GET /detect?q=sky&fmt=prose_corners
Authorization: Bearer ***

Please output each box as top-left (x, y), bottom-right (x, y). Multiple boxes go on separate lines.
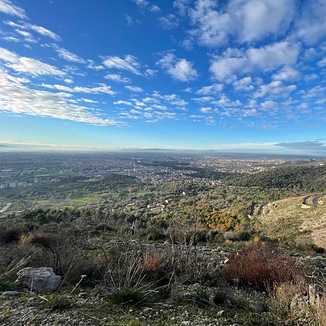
top-left (0, 0), bottom-right (326, 156)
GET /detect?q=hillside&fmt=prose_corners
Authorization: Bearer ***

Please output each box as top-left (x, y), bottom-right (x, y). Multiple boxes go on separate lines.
top-left (256, 195), bottom-right (326, 249)
top-left (1, 155), bottom-right (326, 325)
top-left (228, 161), bottom-right (326, 192)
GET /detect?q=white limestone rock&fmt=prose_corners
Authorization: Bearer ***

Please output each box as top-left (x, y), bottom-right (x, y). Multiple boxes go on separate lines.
top-left (16, 267), bottom-right (61, 293)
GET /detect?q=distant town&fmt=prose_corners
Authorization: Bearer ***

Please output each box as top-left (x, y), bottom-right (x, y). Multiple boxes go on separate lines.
top-left (0, 151), bottom-right (306, 190)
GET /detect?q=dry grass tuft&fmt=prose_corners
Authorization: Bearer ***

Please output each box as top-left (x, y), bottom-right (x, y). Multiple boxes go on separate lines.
top-left (140, 250), bottom-right (168, 272)
top-left (18, 232), bottom-right (34, 246)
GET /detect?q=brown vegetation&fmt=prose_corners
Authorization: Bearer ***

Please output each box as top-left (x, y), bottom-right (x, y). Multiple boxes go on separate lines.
top-left (223, 240), bottom-right (307, 291)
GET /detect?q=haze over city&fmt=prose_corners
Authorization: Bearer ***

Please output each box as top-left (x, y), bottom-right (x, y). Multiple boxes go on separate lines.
top-left (0, 0), bottom-right (326, 156)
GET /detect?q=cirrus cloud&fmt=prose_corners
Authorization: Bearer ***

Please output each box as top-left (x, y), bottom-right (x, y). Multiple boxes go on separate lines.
top-left (0, 0), bottom-right (26, 19)
top-left (103, 55), bottom-right (141, 75)
top-left (0, 47), bottom-right (65, 77)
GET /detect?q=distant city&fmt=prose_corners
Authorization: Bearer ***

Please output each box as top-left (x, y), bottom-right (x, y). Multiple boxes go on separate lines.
top-left (0, 151), bottom-right (314, 190)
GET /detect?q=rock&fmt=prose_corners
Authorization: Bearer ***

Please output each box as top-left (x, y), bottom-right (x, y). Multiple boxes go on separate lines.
top-left (16, 267), bottom-right (61, 293)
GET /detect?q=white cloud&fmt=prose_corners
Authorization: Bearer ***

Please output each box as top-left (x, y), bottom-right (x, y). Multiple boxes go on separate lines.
top-left (105, 73), bottom-right (130, 83)
top-left (0, 47), bottom-right (65, 77)
top-left (188, 0), bottom-right (231, 47)
top-left (272, 66), bottom-right (301, 81)
top-left (142, 96), bottom-right (159, 104)
top-left (152, 104), bottom-right (168, 110)
top-left (210, 56), bottom-right (245, 81)
top-left (210, 42), bottom-right (299, 80)
top-left (125, 14), bottom-right (141, 26)
top-left (0, 70), bottom-right (121, 126)
top-left (144, 68), bottom-right (157, 77)
top-left (173, 0), bottom-right (192, 16)
top-left (304, 86), bottom-right (326, 99)
top-left (255, 81), bottom-right (297, 98)
top-left (132, 0), bottom-right (161, 12)
top-left (42, 83), bottom-right (116, 96)
top-left (192, 96), bottom-right (215, 103)
top-left (125, 14), bottom-right (133, 25)
top-left (87, 60), bottom-right (104, 71)
top-left (233, 0), bottom-right (295, 42)
top-left (158, 14), bottom-right (179, 30)
top-left (199, 107), bottom-right (212, 113)
top-left (25, 23), bottom-right (60, 41)
top-left (186, 0), bottom-right (295, 46)
top-left (150, 5), bottom-right (161, 13)
top-left (4, 20), bottom-right (60, 41)
top-left (233, 77), bottom-right (254, 91)
top-left (2, 36), bottom-right (20, 42)
top-left (213, 95), bottom-right (242, 107)
top-left (113, 100), bottom-right (133, 106)
top-left (0, 0), bottom-right (26, 18)
top-left (54, 47), bottom-right (85, 64)
top-left (196, 83), bottom-right (223, 95)
top-left (305, 74), bottom-right (319, 83)
top-left (132, 0), bottom-right (148, 8)
top-left (153, 91), bottom-right (188, 106)
top-left (247, 42), bottom-right (299, 70)
top-left (125, 85), bottom-right (143, 92)
top-left (103, 55), bottom-right (141, 75)
top-left (14, 29), bottom-right (36, 43)
top-left (64, 78), bottom-right (73, 84)
top-left (210, 142), bottom-right (278, 151)
top-left (157, 53), bottom-right (197, 82)
top-left (317, 58), bottom-right (326, 67)
top-left (260, 100), bottom-right (278, 109)
top-left (295, 0), bottom-right (326, 45)
top-left (80, 98), bottom-right (99, 104)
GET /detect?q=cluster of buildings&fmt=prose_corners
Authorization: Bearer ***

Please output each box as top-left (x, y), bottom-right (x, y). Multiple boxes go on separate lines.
top-left (0, 152), bottom-right (294, 193)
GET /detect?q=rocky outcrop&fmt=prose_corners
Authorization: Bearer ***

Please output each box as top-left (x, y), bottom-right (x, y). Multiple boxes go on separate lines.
top-left (16, 267), bottom-right (61, 293)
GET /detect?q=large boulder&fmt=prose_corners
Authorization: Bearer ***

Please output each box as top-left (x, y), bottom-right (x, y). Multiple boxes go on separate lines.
top-left (16, 267), bottom-right (61, 293)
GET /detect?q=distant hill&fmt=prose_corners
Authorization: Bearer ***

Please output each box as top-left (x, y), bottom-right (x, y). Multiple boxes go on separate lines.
top-left (228, 162), bottom-right (326, 192)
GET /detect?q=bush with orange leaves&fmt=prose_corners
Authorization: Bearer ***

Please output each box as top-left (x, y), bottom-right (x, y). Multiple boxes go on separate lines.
top-left (223, 240), bottom-right (307, 291)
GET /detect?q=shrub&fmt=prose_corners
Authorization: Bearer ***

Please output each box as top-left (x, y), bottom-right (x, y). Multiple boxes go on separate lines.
top-left (139, 249), bottom-right (171, 291)
top-left (138, 227), bottom-right (166, 241)
top-left (223, 230), bottom-right (252, 242)
top-left (42, 294), bottom-right (73, 310)
top-left (105, 287), bottom-right (146, 305)
top-left (27, 229), bottom-right (98, 285)
top-left (223, 240), bottom-right (306, 291)
top-left (193, 287), bottom-right (210, 306)
top-left (213, 291), bottom-right (227, 305)
top-left (0, 229), bottom-right (21, 245)
top-left (297, 243), bottom-right (325, 255)
top-left (101, 240), bottom-right (144, 291)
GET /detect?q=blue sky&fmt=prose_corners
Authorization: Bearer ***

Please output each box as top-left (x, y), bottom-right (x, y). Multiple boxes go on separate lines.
top-left (0, 0), bottom-right (326, 155)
